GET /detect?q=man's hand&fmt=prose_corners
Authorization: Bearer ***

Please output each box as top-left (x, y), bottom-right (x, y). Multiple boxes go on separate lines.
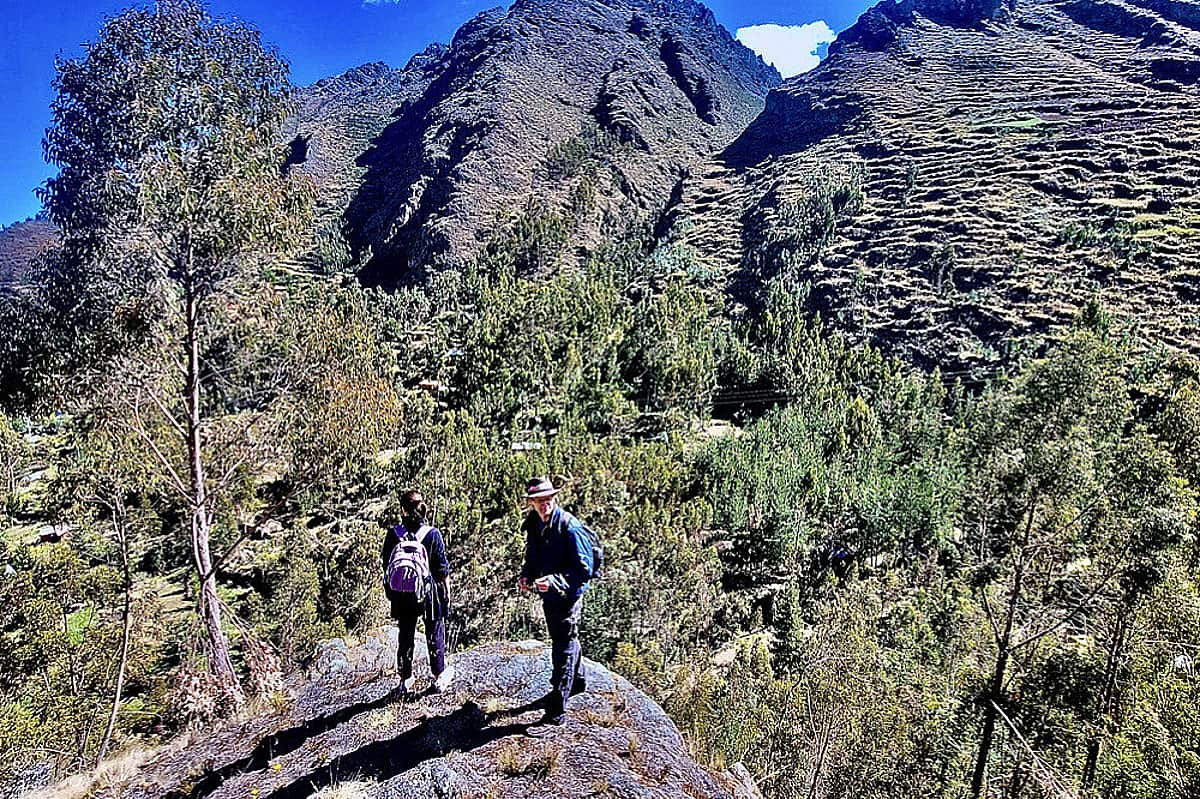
top-left (534, 576), bottom-right (551, 593)
top-left (518, 576), bottom-right (531, 593)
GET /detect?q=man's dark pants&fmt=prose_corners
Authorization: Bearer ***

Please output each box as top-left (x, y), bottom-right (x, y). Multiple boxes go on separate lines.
top-left (543, 595), bottom-right (585, 715)
top-left (392, 587), bottom-right (447, 680)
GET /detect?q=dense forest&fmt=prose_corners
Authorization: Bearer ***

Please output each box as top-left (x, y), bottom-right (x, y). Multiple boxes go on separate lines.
top-left (1, 3), bottom-right (1197, 799)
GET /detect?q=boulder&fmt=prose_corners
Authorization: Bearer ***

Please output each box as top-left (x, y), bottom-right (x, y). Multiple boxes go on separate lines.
top-left (103, 636), bottom-right (755, 799)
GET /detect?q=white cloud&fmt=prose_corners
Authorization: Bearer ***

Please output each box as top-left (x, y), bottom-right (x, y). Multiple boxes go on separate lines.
top-left (736, 22), bottom-right (836, 78)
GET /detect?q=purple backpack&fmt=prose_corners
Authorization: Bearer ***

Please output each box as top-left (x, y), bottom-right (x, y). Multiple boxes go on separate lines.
top-left (386, 524), bottom-right (433, 601)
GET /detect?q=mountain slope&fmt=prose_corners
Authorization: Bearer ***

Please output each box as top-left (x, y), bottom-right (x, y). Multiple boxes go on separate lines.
top-left (282, 48), bottom-right (450, 221)
top-left (285, 0), bottom-right (780, 284)
top-left (667, 0), bottom-right (1200, 369)
top-left (0, 220), bottom-right (57, 295)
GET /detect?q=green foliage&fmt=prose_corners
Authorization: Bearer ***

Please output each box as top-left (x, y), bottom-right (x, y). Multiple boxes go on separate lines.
top-left (444, 232), bottom-right (720, 435)
top-left (543, 124), bottom-right (621, 182)
top-left (481, 201), bottom-right (573, 276)
top-left (1057, 217), bottom-right (1150, 265)
top-left (741, 163), bottom-right (865, 283)
top-left (0, 540), bottom-right (168, 780)
top-left (703, 281), bottom-right (959, 593)
top-left (0, 0), bottom-right (314, 412)
top-left (41, 0), bottom-right (311, 270)
top-left (957, 330), bottom-right (1197, 797)
top-left (0, 414), bottom-right (31, 521)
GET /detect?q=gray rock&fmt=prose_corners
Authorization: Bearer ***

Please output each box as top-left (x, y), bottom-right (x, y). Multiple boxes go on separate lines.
top-left (105, 638), bottom-right (753, 799)
top-left (1, 761), bottom-right (51, 799)
top-left (312, 638), bottom-right (352, 677)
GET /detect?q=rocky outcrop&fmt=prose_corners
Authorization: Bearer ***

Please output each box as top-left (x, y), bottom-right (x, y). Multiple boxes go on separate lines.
top-left (667, 0), bottom-right (1200, 370)
top-left (280, 50), bottom-right (450, 233)
top-left (284, 0), bottom-right (779, 285)
top-left (833, 0), bottom-right (1016, 52)
top-left (101, 635), bottom-right (753, 799)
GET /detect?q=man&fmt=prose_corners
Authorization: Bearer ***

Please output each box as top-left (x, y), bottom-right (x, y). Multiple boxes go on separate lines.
top-left (518, 476), bottom-right (593, 725)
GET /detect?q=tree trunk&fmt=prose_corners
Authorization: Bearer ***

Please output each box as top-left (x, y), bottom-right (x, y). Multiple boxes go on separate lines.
top-left (970, 650), bottom-right (1009, 798)
top-left (1008, 751), bottom-right (1026, 799)
top-left (1081, 604), bottom-right (1130, 791)
top-left (184, 281), bottom-right (243, 710)
top-left (970, 502), bottom-right (1034, 799)
top-left (97, 502), bottom-right (132, 765)
top-left (807, 710), bottom-right (834, 799)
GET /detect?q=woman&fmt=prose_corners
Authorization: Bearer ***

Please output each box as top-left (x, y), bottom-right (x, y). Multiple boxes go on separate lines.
top-left (381, 488), bottom-right (453, 694)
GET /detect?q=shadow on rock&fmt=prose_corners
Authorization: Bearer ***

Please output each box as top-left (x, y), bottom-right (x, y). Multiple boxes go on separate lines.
top-left (267, 701), bottom-right (530, 799)
top-left (164, 683), bottom-right (406, 799)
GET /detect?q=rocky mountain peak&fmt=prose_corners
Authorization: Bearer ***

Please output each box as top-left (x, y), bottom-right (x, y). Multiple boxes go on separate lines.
top-left (283, 0), bottom-right (779, 284)
top-left (833, 0), bottom-right (1017, 52)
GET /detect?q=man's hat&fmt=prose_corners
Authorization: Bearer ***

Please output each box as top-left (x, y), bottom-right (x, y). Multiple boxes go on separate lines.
top-left (525, 476), bottom-right (559, 499)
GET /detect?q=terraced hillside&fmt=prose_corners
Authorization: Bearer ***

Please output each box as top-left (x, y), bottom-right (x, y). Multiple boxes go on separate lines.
top-left (668, 0), bottom-right (1200, 369)
top-left (0, 220), bottom-right (57, 295)
top-left (284, 0), bottom-right (779, 284)
top-left (281, 48), bottom-right (449, 224)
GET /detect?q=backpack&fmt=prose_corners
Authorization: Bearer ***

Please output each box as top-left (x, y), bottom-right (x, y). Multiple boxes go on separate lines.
top-left (580, 522), bottom-right (604, 580)
top-left (386, 524), bottom-right (433, 601)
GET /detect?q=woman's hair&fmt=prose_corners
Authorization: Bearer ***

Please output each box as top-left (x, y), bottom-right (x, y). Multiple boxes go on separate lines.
top-left (400, 489), bottom-right (430, 523)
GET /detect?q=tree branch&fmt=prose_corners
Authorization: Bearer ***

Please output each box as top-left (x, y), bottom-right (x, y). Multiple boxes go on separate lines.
top-left (1011, 564), bottom-right (1120, 652)
top-left (125, 399), bottom-right (191, 503)
top-left (140, 384), bottom-right (188, 442)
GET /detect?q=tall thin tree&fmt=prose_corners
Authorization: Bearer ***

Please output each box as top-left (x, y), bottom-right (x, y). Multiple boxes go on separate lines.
top-left (40, 0), bottom-right (313, 709)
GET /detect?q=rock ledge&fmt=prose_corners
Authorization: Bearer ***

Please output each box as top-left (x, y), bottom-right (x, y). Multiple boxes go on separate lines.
top-left (101, 636), bottom-right (753, 799)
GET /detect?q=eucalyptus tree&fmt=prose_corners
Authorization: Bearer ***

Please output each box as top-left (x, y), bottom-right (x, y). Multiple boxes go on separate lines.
top-left (961, 331), bottom-right (1194, 798)
top-left (40, 0), bottom-right (313, 710)
top-left (0, 413), bottom-right (30, 519)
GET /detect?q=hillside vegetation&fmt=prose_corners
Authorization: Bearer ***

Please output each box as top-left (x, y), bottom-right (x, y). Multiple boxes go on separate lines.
top-left (1, 1), bottom-right (1198, 799)
top-left (669, 0), bottom-right (1200, 370)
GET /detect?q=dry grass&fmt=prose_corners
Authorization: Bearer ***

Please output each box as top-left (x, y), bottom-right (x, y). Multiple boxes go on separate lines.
top-left (576, 705), bottom-right (618, 728)
top-left (362, 705), bottom-right (401, 730)
top-left (494, 739), bottom-right (562, 779)
top-left (21, 745), bottom-right (154, 799)
top-left (310, 779), bottom-right (375, 799)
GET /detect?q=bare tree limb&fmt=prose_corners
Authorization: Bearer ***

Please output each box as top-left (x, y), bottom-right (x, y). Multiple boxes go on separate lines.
top-left (124, 407), bottom-right (191, 504)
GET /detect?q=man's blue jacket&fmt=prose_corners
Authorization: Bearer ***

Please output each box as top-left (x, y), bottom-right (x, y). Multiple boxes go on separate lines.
top-left (521, 506), bottom-right (593, 603)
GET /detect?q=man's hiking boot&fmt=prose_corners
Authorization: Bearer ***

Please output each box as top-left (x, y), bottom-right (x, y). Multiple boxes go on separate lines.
top-left (536, 677), bottom-right (584, 707)
top-left (532, 710), bottom-right (566, 728)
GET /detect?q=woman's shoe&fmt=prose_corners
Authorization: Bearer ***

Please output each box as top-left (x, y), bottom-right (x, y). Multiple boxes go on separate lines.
top-left (432, 664), bottom-right (455, 693)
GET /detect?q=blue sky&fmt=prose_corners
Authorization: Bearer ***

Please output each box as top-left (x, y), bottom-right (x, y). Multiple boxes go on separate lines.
top-left (0, 0), bottom-right (871, 226)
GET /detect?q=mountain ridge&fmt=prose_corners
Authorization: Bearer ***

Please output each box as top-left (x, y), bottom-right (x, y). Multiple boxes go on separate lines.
top-left (283, 0), bottom-right (780, 284)
top-left (668, 0), bottom-right (1200, 369)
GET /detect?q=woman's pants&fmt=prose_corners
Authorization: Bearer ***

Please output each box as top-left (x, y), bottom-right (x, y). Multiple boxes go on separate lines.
top-left (392, 587), bottom-right (447, 679)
